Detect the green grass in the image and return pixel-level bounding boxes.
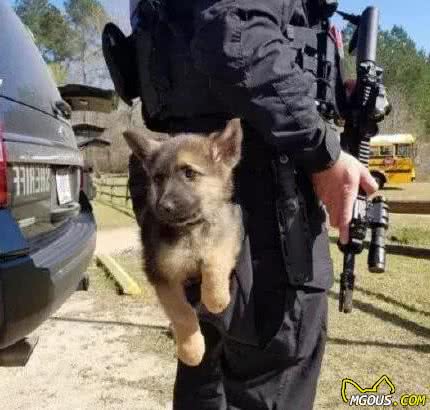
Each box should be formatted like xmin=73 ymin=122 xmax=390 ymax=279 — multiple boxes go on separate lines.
xmin=317 ymin=246 xmax=430 ymax=409
xmin=374 ymin=183 xmax=430 ymax=246
xmin=92 ymin=201 xmax=135 ymax=231
xmin=388 ymin=214 xmax=430 ymax=247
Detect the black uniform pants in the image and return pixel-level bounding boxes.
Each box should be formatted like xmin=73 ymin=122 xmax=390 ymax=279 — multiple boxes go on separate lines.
xmin=173 ymin=286 xmax=328 ymax=410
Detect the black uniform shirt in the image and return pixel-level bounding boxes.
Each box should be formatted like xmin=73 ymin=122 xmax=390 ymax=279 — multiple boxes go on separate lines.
xmin=191 ymin=0 xmax=341 ymax=172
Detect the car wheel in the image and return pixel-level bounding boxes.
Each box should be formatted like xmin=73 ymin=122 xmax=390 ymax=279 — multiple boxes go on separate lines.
xmin=77 ymin=275 xmax=90 ymax=291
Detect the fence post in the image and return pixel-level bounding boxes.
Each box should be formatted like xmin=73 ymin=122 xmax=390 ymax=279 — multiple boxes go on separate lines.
xmin=111 ymin=179 xmax=114 ymax=205
xmin=126 ymin=183 xmax=130 ymax=208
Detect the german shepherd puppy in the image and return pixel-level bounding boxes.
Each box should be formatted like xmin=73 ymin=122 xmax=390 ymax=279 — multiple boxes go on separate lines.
xmin=123 ymin=119 xmax=243 ymax=366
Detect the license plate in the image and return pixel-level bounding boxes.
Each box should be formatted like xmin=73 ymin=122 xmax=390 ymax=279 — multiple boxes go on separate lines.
xmin=56 ymin=170 xmax=73 ymax=205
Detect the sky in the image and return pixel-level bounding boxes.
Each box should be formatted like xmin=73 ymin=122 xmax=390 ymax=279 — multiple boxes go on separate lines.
xmin=8 ymin=0 xmax=430 ymax=52
xmin=333 ymin=0 xmax=430 ymax=53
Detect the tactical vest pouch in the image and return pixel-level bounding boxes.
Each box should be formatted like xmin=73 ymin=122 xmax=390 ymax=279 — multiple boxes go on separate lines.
xmin=102 ymin=23 xmax=139 ymax=106
xmin=282 ymin=24 xmax=344 ymax=120
xmin=129 ymin=1 xmax=231 ymax=133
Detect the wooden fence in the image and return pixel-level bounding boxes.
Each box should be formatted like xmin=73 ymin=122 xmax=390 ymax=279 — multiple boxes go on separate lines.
xmin=387 ymin=200 xmax=430 ymax=215
xmin=94 ymin=174 xmax=134 ymax=216
xmin=95 ymin=174 xmax=430 ymax=216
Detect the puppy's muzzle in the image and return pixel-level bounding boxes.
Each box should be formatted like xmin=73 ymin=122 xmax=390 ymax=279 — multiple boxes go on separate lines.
xmin=157 ymin=199 xmax=203 ymax=227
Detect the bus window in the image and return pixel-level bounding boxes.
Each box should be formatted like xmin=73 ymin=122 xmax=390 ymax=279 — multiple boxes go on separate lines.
xmin=371 ymin=146 xmax=380 ymax=156
xmin=380 ymin=146 xmax=394 ymax=156
xmin=396 ymin=144 xmax=412 ymax=157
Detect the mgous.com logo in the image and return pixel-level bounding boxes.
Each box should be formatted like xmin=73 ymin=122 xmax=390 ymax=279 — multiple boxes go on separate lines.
xmin=341 ymin=375 xmax=427 ymax=407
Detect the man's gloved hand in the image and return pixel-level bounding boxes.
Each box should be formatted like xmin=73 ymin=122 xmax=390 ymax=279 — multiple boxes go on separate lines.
xmin=311 ymin=151 xmax=379 ymax=245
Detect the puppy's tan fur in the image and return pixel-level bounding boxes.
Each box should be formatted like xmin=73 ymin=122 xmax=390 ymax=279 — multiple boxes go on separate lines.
xmin=123 ymin=119 xmax=243 ymax=366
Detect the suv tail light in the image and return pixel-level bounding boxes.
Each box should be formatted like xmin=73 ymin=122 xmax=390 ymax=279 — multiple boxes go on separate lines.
xmin=0 ymin=123 xmax=9 ymax=208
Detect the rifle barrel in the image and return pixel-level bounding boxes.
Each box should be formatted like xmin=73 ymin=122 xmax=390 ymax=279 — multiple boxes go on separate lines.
xmin=357 ymin=7 xmax=379 ymax=63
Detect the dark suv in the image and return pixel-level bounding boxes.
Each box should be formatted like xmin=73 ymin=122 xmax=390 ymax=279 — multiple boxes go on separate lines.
xmin=0 ymin=1 xmax=96 ymax=350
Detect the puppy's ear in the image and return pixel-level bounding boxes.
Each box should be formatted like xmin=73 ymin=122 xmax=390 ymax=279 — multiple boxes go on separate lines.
xmin=210 ymin=119 xmax=243 ymax=168
xmin=123 ymin=129 xmax=163 ymax=163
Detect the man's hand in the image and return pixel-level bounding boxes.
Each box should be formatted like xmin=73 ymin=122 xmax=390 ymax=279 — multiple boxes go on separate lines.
xmin=311 ymin=151 xmax=379 ymax=244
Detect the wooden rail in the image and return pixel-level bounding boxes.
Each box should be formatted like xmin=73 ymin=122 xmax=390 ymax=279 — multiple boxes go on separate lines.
xmin=387 ymin=200 xmax=430 ymax=215
xmin=95 ymin=175 xmax=430 ymax=216
xmin=94 ymin=176 xmax=131 ymax=209
xmin=95 ymin=182 xmax=128 ymax=188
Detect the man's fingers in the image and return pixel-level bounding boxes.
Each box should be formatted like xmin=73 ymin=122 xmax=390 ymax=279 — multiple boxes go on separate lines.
xmin=339 ymin=225 xmax=349 ymax=245
xmin=329 ymin=213 xmax=339 ymax=228
xmin=326 ymin=202 xmax=340 ymax=228
xmin=340 ymin=182 xmax=358 ymax=229
xmin=360 ymin=168 xmax=379 ymax=195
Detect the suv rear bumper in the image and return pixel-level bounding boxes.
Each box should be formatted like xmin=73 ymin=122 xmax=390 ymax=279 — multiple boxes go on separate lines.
xmin=0 ymin=209 xmax=96 ymax=349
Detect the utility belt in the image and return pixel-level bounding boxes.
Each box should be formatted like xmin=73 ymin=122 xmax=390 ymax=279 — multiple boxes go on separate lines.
xmin=238 ymin=128 xmax=328 ymax=288
xmin=271 ymin=155 xmax=314 ymax=286
xmin=134 ymin=115 xmax=232 ymax=134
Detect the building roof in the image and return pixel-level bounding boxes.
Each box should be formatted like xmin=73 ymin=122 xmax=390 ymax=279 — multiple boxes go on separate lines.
xmin=59 ymin=84 xmax=118 ymax=114
xmin=371 ymin=134 xmax=416 ymax=146
xmin=73 ymin=124 xmax=106 ymax=134
xmin=76 ymin=136 xmax=111 ymax=148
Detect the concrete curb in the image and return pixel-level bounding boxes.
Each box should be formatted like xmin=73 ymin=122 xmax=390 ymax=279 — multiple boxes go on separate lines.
xmin=95 ymin=254 xmax=142 ymax=296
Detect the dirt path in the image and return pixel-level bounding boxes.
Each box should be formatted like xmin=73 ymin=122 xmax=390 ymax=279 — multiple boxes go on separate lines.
xmin=91 ymin=201 xmax=141 ymax=256
xmin=95 ymin=226 xmax=141 ymax=256
xmin=0 ymin=290 xmax=175 ymax=410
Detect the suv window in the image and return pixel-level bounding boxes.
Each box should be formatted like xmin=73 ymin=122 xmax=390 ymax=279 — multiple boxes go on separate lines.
xmin=0 ymin=2 xmax=61 ymax=116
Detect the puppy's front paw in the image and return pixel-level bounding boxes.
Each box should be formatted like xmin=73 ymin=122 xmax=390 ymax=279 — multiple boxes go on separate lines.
xmin=177 ymin=331 xmax=205 ymax=367
xmin=202 ymin=287 xmax=231 ymax=314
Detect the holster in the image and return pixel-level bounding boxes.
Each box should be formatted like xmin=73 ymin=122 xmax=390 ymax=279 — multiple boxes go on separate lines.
xmin=272 ymin=155 xmax=313 ymax=286
xmin=102 ymin=23 xmax=139 ymax=106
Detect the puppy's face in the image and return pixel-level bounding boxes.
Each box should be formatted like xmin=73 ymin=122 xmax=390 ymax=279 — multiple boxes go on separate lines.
xmin=124 ymin=119 xmax=242 ymax=227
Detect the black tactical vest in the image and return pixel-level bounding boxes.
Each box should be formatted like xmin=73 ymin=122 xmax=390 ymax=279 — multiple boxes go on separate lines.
xmin=103 ymin=0 xmax=345 ymax=133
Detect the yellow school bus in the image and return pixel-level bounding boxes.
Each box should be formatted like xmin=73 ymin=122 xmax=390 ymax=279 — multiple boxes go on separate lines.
xmin=369 ymin=134 xmax=416 ymax=189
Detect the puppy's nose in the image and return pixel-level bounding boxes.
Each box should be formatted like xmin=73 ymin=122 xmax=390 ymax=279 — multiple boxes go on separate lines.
xmin=160 ymin=199 xmax=175 ymax=214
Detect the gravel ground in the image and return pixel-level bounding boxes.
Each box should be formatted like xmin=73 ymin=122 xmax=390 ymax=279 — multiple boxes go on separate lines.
xmin=95 ymin=225 xmax=141 ymax=256
xmin=0 ymin=288 xmax=176 ymax=410
xmin=0 ymin=204 xmax=175 ymax=410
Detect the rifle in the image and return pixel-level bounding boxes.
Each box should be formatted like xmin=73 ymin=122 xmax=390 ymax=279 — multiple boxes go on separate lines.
xmin=337 ymin=7 xmax=391 ymax=313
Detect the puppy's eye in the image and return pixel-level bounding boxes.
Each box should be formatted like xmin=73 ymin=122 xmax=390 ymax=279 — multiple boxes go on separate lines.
xmin=182 ymin=166 xmax=197 ymax=180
